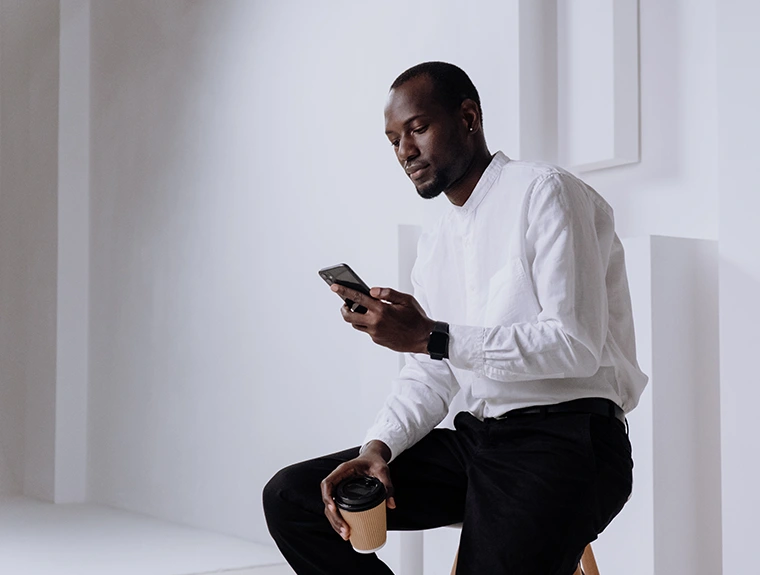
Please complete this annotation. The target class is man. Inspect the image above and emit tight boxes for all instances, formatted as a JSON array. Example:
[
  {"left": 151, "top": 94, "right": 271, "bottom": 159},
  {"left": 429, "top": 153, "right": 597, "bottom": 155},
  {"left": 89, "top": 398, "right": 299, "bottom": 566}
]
[{"left": 263, "top": 61, "right": 648, "bottom": 574}]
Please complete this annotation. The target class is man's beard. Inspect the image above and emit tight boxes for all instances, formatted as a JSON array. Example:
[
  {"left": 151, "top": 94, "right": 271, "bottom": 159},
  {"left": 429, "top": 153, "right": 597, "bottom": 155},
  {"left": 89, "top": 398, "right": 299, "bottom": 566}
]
[{"left": 414, "top": 169, "right": 448, "bottom": 199}]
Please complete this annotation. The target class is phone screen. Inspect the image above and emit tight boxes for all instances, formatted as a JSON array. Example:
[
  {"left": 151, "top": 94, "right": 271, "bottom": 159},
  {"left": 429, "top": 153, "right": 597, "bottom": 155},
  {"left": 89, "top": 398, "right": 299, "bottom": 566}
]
[
  {"left": 318, "top": 264, "right": 371, "bottom": 295},
  {"left": 318, "top": 263, "right": 371, "bottom": 313}
]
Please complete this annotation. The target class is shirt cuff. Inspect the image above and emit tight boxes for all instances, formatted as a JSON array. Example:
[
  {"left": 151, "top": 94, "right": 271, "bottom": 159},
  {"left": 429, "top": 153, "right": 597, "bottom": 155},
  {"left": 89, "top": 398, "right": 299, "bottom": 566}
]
[
  {"left": 447, "top": 324, "right": 486, "bottom": 374},
  {"left": 362, "top": 424, "right": 408, "bottom": 464}
]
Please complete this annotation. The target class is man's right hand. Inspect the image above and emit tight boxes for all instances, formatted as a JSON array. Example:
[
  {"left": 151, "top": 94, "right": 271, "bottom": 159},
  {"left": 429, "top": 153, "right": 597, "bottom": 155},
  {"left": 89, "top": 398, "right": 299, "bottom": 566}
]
[{"left": 320, "top": 440, "right": 396, "bottom": 541}]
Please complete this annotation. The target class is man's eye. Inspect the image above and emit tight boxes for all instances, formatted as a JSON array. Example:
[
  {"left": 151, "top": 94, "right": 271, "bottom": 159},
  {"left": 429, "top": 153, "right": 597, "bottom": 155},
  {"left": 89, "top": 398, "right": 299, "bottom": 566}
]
[
  {"left": 390, "top": 140, "right": 399, "bottom": 148},
  {"left": 412, "top": 126, "right": 428, "bottom": 135}
]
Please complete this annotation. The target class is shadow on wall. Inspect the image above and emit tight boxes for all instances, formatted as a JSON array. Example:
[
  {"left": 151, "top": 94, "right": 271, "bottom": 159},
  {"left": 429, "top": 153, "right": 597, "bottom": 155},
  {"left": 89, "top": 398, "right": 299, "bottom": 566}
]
[{"left": 0, "top": 443, "right": 20, "bottom": 498}]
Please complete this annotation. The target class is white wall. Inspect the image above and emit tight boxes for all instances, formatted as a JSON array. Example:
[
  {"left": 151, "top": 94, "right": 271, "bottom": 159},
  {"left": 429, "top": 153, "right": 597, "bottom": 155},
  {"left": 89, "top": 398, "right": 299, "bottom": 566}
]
[
  {"left": 0, "top": 0, "right": 736, "bottom": 570},
  {"left": 0, "top": 0, "right": 60, "bottom": 501},
  {"left": 716, "top": 2, "right": 760, "bottom": 574},
  {"left": 87, "top": 0, "right": 521, "bottom": 542}
]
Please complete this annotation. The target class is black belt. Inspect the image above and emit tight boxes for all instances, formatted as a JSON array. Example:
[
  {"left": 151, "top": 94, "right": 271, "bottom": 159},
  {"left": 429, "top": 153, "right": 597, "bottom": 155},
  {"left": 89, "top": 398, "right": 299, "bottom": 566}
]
[{"left": 493, "top": 398, "right": 625, "bottom": 424}]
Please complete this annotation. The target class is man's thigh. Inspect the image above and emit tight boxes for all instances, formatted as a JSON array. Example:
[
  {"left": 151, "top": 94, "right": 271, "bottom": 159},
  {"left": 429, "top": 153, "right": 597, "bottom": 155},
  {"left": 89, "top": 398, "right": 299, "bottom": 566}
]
[
  {"left": 268, "top": 425, "right": 475, "bottom": 532},
  {"left": 455, "top": 412, "right": 632, "bottom": 575},
  {"left": 386, "top": 425, "right": 474, "bottom": 531}
]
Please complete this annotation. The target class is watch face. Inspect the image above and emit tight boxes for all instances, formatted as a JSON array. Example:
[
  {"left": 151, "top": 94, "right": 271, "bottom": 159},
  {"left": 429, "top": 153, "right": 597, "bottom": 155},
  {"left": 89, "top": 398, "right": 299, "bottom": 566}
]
[{"left": 428, "top": 330, "right": 449, "bottom": 358}]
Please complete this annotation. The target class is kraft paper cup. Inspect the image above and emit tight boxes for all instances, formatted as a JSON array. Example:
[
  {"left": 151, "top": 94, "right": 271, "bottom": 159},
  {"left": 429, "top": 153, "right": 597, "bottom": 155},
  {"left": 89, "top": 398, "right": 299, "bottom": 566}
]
[{"left": 334, "top": 476, "right": 387, "bottom": 553}]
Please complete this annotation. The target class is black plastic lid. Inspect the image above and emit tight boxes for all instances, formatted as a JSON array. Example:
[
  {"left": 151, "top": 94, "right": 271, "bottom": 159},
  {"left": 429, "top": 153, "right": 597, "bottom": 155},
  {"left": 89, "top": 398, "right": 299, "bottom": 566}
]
[{"left": 334, "top": 476, "right": 387, "bottom": 512}]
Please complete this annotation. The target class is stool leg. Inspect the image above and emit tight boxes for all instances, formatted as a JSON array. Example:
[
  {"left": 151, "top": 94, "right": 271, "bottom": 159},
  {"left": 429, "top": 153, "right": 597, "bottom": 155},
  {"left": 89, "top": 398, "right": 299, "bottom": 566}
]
[
  {"left": 580, "top": 544, "right": 600, "bottom": 575},
  {"left": 450, "top": 549, "right": 458, "bottom": 575}
]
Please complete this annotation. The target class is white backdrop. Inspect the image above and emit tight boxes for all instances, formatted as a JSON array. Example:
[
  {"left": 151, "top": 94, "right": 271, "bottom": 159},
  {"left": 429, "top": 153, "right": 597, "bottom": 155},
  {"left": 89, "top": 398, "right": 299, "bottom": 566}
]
[{"left": 1, "top": 2, "right": 739, "bottom": 572}]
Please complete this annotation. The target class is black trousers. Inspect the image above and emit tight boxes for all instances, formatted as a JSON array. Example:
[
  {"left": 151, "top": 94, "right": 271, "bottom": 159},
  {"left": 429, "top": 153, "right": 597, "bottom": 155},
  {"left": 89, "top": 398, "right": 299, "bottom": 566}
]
[{"left": 263, "top": 409, "right": 633, "bottom": 575}]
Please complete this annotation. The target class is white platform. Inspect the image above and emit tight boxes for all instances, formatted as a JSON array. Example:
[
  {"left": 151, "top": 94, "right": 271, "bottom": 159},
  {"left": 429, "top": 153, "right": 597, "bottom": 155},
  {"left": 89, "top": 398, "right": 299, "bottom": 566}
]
[{"left": 0, "top": 496, "right": 292, "bottom": 575}]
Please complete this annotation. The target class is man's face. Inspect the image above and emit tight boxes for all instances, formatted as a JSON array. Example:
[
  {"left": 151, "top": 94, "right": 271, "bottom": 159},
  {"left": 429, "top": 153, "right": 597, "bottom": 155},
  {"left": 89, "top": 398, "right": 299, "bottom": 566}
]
[{"left": 384, "top": 75, "right": 471, "bottom": 199}]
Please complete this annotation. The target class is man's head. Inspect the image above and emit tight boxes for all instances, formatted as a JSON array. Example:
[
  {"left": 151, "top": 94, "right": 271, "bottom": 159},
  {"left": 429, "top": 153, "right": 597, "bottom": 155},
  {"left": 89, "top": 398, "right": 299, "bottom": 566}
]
[{"left": 384, "top": 62, "right": 485, "bottom": 199}]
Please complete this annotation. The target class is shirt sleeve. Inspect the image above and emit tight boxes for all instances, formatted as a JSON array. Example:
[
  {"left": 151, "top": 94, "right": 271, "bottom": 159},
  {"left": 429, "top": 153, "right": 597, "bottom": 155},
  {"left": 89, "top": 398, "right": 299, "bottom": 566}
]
[
  {"left": 447, "top": 173, "right": 614, "bottom": 382},
  {"left": 362, "top": 259, "right": 460, "bottom": 463}
]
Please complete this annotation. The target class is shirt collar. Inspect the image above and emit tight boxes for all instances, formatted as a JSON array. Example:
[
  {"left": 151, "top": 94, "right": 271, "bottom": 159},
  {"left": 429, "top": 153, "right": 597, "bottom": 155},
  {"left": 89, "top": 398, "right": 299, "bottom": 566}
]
[{"left": 451, "top": 151, "right": 510, "bottom": 215}]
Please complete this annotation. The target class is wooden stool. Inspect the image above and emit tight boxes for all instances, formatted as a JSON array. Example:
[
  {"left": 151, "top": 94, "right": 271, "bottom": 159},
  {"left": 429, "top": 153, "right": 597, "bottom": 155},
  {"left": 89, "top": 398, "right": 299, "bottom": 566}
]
[{"left": 450, "top": 542, "right": 600, "bottom": 575}]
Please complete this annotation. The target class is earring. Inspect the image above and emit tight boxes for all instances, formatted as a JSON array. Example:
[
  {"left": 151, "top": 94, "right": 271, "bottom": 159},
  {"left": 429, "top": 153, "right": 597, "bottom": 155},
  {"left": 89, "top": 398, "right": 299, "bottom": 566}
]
[{"left": 469, "top": 127, "right": 473, "bottom": 132}]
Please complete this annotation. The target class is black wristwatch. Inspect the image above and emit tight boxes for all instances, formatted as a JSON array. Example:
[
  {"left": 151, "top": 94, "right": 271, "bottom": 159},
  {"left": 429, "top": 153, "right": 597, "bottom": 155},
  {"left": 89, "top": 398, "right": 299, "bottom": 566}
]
[{"left": 427, "top": 321, "right": 450, "bottom": 360}]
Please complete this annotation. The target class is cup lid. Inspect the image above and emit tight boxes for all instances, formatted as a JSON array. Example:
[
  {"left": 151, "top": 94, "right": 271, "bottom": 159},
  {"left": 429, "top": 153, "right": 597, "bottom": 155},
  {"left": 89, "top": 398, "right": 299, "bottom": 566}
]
[{"left": 334, "top": 476, "right": 387, "bottom": 512}]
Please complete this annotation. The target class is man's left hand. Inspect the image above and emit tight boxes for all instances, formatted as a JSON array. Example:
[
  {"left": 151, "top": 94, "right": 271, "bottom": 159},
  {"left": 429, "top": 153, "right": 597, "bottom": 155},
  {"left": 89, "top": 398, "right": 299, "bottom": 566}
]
[{"left": 331, "top": 284, "right": 435, "bottom": 354}]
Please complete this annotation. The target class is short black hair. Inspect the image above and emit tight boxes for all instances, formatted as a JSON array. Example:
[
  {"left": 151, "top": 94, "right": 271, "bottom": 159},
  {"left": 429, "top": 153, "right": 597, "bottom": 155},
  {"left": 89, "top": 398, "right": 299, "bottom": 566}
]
[{"left": 390, "top": 61, "right": 483, "bottom": 125}]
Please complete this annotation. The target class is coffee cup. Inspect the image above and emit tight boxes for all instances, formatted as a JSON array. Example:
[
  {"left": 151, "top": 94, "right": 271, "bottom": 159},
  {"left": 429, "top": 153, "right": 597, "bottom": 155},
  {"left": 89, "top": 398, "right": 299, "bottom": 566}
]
[{"left": 334, "top": 475, "right": 388, "bottom": 553}]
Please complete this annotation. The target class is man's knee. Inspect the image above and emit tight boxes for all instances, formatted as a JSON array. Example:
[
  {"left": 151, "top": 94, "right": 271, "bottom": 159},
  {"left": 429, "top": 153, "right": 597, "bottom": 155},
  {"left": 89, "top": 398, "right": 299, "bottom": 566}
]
[
  {"left": 263, "top": 466, "right": 294, "bottom": 521},
  {"left": 263, "top": 449, "right": 359, "bottom": 528},
  {"left": 263, "top": 461, "right": 320, "bottom": 526}
]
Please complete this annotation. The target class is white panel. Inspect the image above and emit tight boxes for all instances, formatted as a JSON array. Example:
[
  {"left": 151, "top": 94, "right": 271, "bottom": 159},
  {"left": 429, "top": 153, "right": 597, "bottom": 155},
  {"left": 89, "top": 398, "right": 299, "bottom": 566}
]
[
  {"left": 717, "top": 3, "right": 760, "bottom": 574},
  {"left": 0, "top": 0, "right": 61, "bottom": 503},
  {"left": 0, "top": 0, "right": 20, "bottom": 501},
  {"left": 650, "top": 237, "right": 721, "bottom": 574},
  {"left": 594, "top": 236, "right": 721, "bottom": 575},
  {"left": 518, "top": 0, "right": 558, "bottom": 163},
  {"left": 611, "top": 0, "right": 640, "bottom": 169},
  {"left": 377, "top": 530, "right": 424, "bottom": 575},
  {"left": 397, "top": 225, "right": 421, "bottom": 295},
  {"left": 55, "top": 0, "right": 90, "bottom": 504},
  {"left": 423, "top": 526, "right": 460, "bottom": 575},
  {"left": 594, "top": 236, "right": 654, "bottom": 575},
  {"left": 392, "top": 225, "right": 443, "bottom": 575},
  {"left": 558, "top": 0, "right": 639, "bottom": 172}
]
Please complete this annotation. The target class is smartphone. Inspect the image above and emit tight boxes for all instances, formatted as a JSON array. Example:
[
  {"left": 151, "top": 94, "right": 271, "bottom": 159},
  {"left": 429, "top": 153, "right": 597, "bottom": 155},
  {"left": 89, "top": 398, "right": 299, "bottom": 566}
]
[{"left": 318, "top": 263, "right": 372, "bottom": 314}]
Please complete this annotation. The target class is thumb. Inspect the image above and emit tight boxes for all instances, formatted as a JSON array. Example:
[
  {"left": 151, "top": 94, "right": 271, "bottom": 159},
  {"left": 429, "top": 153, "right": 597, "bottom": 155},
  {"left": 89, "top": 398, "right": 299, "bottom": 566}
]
[
  {"left": 373, "top": 468, "right": 395, "bottom": 509},
  {"left": 370, "top": 287, "right": 408, "bottom": 304}
]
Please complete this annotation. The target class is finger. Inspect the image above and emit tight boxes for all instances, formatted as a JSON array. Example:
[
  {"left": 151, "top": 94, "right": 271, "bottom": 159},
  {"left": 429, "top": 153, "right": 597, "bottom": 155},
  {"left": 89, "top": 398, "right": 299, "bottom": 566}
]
[
  {"left": 372, "top": 468, "right": 396, "bottom": 509},
  {"left": 321, "top": 478, "right": 350, "bottom": 539},
  {"left": 340, "top": 305, "right": 356, "bottom": 322},
  {"left": 370, "top": 287, "right": 408, "bottom": 304},
  {"left": 320, "top": 463, "right": 363, "bottom": 516},
  {"left": 331, "top": 284, "right": 379, "bottom": 312},
  {"left": 324, "top": 507, "right": 350, "bottom": 540},
  {"left": 340, "top": 307, "right": 368, "bottom": 330}
]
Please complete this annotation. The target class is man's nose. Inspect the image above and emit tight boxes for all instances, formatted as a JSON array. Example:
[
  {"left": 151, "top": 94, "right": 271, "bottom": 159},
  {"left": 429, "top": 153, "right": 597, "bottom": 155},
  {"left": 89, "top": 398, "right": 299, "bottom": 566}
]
[{"left": 397, "top": 135, "right": 419, "bottom": 165}]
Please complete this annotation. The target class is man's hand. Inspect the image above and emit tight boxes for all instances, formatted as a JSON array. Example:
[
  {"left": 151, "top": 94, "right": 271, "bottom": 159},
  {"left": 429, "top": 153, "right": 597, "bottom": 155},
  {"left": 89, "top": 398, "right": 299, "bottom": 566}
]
[
  {"left": 330, "top": 284, "right": 435, "bottom": 354},
  {"left": 320, "top": 441, "right": 396, "bottom": 541}
]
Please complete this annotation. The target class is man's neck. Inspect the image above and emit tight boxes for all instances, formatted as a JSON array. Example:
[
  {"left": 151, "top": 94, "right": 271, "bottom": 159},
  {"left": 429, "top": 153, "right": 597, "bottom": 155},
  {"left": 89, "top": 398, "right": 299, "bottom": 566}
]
[{"left": 444, "top": 148, "right": 494, "bottom": 207}]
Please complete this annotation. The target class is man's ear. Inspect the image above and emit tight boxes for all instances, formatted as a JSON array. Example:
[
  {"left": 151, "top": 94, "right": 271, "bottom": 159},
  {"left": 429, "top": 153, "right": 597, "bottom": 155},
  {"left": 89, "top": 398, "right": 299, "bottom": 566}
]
[{"left": 460, "top": 99, "right": 481, "bottom": 133}]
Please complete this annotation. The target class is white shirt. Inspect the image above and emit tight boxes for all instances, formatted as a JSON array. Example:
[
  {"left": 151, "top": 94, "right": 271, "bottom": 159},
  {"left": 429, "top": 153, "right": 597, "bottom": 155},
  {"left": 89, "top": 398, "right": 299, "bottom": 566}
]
[{"left": 363, "top": 152, "right": 649, "bottom": 462}]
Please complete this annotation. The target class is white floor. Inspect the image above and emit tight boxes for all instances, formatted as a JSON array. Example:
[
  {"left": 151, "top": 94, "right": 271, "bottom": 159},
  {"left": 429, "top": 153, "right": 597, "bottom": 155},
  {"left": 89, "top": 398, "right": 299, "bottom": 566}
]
[{"left": 0, "top": 496, "right": 294, "bottom": 575}]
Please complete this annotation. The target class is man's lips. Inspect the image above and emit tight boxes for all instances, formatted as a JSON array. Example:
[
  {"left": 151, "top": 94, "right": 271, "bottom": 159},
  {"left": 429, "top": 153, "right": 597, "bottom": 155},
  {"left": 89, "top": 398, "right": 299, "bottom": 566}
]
[{"left": 406, "top": 164, "right": 429, "bottom": 178}]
